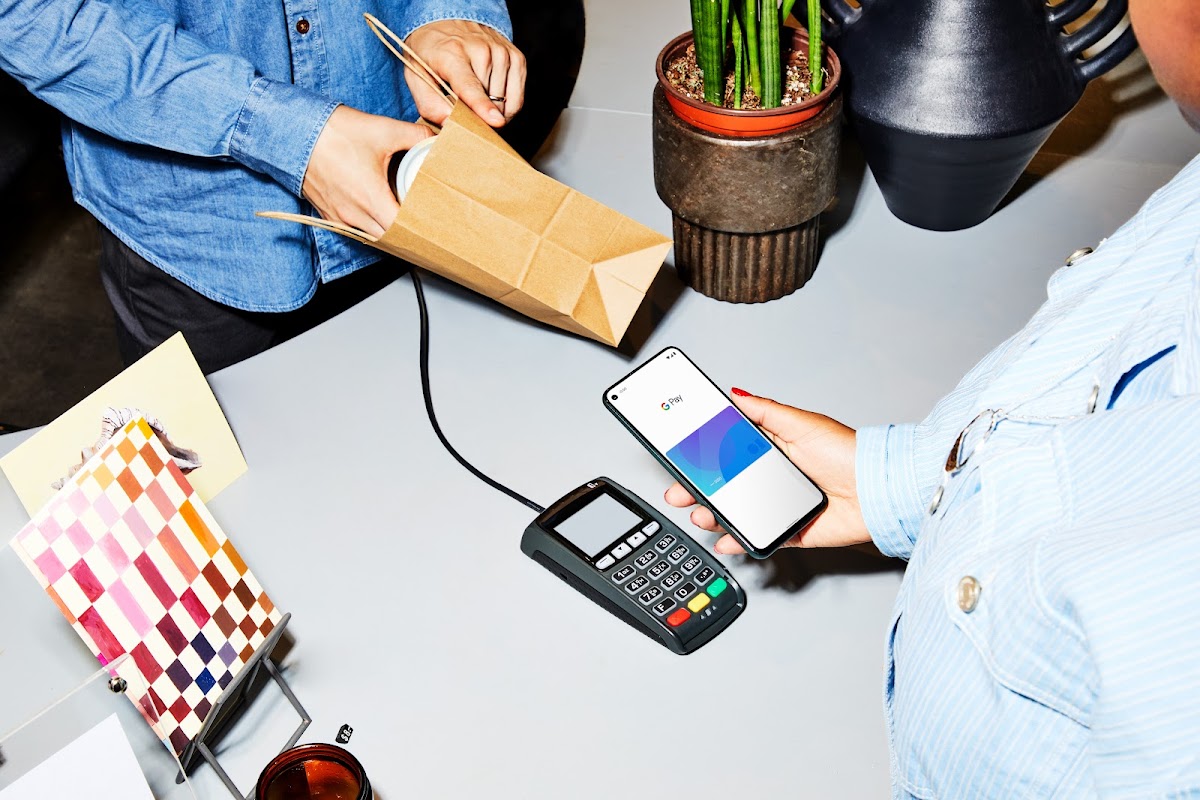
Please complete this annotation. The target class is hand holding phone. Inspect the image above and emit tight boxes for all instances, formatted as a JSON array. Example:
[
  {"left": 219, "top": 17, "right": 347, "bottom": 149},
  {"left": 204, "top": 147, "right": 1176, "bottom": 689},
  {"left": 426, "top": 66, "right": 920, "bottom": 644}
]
[
  {"left": 604, "top": 347, "right": 834, "bottom": 558},
  {"left": 664, "top": 391, "right": 871, "bottom": 554}
]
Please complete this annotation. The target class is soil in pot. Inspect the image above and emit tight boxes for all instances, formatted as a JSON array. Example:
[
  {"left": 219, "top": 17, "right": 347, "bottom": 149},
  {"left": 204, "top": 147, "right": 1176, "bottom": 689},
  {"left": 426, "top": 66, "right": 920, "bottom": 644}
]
[{"left": 665, "top": 43, "right": 825, "bottom": 110}]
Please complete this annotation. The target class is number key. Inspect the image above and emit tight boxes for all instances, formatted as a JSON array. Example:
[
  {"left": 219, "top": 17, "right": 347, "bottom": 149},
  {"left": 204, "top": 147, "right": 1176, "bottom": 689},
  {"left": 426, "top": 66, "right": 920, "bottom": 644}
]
[
  {"left": 625, "top": 575, "right": 649, "bottom": 594},
  {"left": 635, "top": 550, "right": 657, "bottom": 569},
  {"left": 639, "top": 586, "right": 663, "bottom": 605},
  {"left": 611, "top": 565, "right": 635, "bottom": 584},
  {"left": 654, "top": 534, "right": 677, "bottom": 552},
  {"left": 674, "top": 582, "right": 696, "bottom": 601},
  {"left": 681, "top": 555, "right": 702, "bottom": 574},
  {"left": 668, "top": 544, "right": 689, "bottom": 563},
  {"left": 661, "top": 571, "right": 684, "bottom": 589},
  {"left": 648, "top": 560, "right": 670, "bottom": 579}
]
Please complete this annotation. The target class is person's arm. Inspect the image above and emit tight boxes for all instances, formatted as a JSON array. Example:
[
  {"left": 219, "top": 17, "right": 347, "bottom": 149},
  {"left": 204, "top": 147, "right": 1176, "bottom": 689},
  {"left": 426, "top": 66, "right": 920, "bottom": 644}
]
[
  {"left": 664, "top": 324, "right": 1037, "bottom": 558},
  {"left": 0, "top": 0, "right": 336, "bottom": 198},
  {"left": 856, "top": 325, "right": 1043, "bottom": 560}
]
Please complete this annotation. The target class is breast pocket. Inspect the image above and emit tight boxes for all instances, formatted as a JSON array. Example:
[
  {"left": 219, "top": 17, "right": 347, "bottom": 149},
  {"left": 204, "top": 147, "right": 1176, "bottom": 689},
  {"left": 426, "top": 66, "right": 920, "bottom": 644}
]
[{"left": 945, "top": 442, "right": 1096, "bottom": 796}]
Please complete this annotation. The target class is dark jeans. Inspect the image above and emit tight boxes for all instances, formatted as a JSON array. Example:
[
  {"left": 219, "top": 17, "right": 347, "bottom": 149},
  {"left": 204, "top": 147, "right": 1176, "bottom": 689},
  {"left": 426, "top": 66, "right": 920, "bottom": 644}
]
[{"left": 97, "top": 224, "right": 402, "bottom": 374}]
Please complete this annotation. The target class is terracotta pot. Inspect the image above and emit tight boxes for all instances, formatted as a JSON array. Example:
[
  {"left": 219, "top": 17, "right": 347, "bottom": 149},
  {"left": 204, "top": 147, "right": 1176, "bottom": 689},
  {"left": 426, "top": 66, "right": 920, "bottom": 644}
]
[
  {"left": 652, "top": 86, "right": 842, "bottom": 303},
  {"left": 655, "top": 29, "right": 842, "bottom": 138}
]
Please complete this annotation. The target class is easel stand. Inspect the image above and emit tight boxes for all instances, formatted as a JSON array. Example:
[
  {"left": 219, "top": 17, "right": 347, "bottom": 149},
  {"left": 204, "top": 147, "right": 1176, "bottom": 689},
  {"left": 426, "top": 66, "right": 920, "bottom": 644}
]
[{"left": 176, "top": 613, "right": 311, "bottom": 799}]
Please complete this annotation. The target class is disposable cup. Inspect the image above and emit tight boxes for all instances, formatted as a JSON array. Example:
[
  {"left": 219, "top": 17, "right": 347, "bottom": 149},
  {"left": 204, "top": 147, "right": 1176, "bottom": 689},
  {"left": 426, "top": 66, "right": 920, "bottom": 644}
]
[{"left": 394, "top": 135, "right": 437, "bottom": 201}]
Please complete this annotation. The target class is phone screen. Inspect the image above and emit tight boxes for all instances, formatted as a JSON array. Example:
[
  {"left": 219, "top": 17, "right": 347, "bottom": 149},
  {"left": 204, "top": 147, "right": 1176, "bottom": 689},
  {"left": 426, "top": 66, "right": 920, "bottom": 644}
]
[{"left": 606, "top": 348, "right": 825, "bottom": 553}]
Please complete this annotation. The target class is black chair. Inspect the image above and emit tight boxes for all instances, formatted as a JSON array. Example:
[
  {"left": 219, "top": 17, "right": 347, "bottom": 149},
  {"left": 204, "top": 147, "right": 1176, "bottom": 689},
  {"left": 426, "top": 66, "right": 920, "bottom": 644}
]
[
  {"left": 501, "top": 0, "right": 586, "bottom": 160},
  {"left": 0, "top": 72, "right": 58, "bottom": 196}
]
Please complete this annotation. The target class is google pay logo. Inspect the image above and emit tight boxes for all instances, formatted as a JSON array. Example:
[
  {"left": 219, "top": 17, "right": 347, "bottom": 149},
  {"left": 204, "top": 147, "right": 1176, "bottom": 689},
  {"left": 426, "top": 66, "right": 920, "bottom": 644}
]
[{"left": 662, "top": 395, "right": 682, "bottom": 410}]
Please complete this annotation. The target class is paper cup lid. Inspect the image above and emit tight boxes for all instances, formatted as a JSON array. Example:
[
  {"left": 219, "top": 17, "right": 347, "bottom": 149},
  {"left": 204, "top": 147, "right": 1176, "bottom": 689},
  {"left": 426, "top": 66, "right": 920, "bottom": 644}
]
[{"left": 395, "top": 135, "right": 437, "bottom": 201}]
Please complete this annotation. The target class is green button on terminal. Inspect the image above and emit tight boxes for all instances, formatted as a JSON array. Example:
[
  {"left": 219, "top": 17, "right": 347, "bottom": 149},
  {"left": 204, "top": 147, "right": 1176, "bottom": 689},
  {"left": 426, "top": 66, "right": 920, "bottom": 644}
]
[{"left": 707, "top": 577, "right": 728, "bottom": 598}]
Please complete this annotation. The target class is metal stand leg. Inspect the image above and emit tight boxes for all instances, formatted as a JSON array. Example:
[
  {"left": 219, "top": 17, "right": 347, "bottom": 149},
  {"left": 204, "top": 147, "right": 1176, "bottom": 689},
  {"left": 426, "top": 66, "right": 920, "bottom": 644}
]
[{"left": 175, "top": 613, "right": 311, "bottom": 799}]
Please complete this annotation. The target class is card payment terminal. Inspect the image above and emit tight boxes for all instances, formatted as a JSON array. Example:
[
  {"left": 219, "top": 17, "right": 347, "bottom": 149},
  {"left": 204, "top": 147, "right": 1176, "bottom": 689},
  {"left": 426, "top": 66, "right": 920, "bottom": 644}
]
[{"left": 521, "top": 478, "right": 746, "bottom": 654}]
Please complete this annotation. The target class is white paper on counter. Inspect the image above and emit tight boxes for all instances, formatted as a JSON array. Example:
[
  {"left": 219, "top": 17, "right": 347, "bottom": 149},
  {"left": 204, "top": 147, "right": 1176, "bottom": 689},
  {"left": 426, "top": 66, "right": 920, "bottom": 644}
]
[{"left": 0, "top": 713, "right": 154, "bottom": 800}]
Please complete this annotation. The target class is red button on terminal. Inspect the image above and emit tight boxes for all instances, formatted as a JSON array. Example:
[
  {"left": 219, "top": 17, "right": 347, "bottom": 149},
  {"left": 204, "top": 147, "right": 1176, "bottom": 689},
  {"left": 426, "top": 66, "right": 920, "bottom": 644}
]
[{"left": 666, "top": 608, "right": 691, "bottom": 627}]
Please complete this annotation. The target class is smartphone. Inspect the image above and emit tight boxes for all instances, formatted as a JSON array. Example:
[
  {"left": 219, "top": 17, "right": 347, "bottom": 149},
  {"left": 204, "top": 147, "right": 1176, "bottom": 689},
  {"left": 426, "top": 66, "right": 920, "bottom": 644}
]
[{"left": 603, "top": 347, "right": 827, "bottom": 559}]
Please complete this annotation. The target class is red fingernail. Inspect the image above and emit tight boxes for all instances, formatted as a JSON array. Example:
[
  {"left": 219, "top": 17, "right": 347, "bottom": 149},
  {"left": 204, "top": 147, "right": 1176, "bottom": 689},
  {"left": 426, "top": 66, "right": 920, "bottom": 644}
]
[{"left": 731, "top": 387, "right": 750, "bottom": 397}]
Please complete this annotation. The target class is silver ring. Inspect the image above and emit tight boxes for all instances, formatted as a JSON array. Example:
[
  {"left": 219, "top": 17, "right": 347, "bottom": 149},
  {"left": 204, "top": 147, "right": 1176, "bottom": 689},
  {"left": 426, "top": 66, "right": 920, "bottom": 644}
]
[{"left": 487, "top": 94, "right": 506, "bottom": 102}]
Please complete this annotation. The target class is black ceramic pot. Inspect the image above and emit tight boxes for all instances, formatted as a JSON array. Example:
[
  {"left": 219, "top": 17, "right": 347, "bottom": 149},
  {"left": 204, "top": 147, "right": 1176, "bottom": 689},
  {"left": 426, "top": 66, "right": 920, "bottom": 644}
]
[
  {"left": 820, "top": 0, "right": 1137, "bottom": 230},
  {"left": 652, "top": 87, "right": 842, "bottom": 303}
]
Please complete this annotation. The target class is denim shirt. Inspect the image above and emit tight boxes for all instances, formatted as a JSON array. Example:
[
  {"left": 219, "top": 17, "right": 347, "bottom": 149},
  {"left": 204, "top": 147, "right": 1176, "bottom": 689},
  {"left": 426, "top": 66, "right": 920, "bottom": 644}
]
[
  {"left": 0, "top": 0, "right": 511, "bottom": 311},
  {"left": 856, "top": 152, "right": 1200, "bottom": 798}
]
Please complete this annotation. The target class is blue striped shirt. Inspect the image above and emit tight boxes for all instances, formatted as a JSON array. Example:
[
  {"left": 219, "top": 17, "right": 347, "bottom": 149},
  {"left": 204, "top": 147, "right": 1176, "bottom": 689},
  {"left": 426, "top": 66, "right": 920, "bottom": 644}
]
[{"left": 856, "top": 152, "right": 1200, "bottom": 798}]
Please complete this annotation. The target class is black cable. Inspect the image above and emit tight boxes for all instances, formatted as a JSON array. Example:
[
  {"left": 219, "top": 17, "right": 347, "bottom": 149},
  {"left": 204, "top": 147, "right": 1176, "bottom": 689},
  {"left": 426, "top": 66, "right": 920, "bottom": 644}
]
[{"left": 411, "top": 270, "right": 547, "bottom": 514}]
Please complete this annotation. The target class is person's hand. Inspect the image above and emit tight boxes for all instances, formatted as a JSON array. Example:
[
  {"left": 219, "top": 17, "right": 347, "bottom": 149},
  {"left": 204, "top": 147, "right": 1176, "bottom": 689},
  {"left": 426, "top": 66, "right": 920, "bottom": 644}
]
[
  {"left": 404, "top": 19, "right": 526, "bottom": 127},
  {"left": 302, "top": 105, "right": 432, "bottom": 238},
  {"left": 664, "top": 390, "right": 870, "bottom": 554}
]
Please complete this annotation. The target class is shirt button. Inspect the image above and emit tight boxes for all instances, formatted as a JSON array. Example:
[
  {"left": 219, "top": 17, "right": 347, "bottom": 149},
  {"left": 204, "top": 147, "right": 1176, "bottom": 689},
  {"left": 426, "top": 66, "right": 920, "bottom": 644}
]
[
  {"left": 295, "top": 18, "right": 310, "bottom": 34},
  {"left": 957, "top": 575, "right": 982, "bottom": 613}
]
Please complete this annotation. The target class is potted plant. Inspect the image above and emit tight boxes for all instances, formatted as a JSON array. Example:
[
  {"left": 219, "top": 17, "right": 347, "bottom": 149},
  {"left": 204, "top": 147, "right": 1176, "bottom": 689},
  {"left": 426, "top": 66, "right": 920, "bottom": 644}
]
[{"left": 652, "top": 0, "right": 842, "bottom": 303}]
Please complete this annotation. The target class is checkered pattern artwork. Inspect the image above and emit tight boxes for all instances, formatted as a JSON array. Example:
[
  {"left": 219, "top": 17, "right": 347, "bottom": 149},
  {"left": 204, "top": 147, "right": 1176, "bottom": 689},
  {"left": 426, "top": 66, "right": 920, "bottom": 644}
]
[{"left": 10, "top": 418, "right": 281, "bottom": 756}]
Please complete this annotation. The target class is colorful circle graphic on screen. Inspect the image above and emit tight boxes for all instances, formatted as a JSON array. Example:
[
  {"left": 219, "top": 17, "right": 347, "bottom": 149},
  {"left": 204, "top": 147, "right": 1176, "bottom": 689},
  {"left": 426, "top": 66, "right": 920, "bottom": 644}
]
[
  {"left": 661, "top": 402, "right": 671, "bottom": 410},
  {"left": 667, "top": 407, "right": 771, "bottom": 494}
]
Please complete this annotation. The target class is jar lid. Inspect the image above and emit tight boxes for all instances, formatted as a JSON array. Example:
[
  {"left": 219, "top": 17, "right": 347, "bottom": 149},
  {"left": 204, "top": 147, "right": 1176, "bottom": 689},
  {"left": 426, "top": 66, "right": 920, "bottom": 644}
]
[{"left": 395, "top": 135, "right": 438, "bottom": 201}]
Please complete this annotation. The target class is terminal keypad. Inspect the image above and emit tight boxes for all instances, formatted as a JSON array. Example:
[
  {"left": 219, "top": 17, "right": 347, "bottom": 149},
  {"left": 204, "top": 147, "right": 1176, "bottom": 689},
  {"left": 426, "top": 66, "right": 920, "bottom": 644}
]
[{"left": 596, "top": 517, "right": 735, "bottom": 632}]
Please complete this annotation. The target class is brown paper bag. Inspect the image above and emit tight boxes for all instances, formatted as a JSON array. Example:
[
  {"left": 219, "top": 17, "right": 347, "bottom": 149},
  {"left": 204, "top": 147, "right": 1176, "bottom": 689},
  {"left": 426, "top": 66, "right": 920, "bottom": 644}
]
[{"left": 260, "top": 14, "right": 671, "bottom": 347}]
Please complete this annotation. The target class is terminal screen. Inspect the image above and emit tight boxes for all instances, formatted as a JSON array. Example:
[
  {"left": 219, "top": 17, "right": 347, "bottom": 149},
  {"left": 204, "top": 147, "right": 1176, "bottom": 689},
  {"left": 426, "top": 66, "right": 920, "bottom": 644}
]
[{"left": 555, "top": 493, "right": 641, "bottom": 558}]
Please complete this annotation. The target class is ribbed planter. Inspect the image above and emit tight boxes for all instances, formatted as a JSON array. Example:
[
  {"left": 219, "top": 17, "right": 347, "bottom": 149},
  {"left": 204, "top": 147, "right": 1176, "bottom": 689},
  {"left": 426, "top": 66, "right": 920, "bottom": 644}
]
[{"left": 652, "top": 85, "right": 842, "bottom": 303}]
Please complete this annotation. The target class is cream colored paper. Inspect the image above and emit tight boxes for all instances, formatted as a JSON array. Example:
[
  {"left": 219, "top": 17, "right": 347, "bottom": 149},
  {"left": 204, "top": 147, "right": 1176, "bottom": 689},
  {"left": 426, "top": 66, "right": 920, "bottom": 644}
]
[{"left": 0, "top": 333, "right": 246, "bottom": 517}]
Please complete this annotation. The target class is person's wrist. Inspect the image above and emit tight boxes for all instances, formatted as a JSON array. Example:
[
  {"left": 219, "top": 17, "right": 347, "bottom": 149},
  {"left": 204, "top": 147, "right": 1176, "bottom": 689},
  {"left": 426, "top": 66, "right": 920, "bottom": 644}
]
[{"left": 230, "top": 78, "right": 339, "bottom": 197}]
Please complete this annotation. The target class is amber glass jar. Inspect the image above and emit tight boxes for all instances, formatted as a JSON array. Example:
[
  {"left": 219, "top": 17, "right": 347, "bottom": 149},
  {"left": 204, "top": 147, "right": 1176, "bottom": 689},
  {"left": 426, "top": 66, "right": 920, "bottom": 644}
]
[{"left": 255, "top": 743, "right": 372, "bottom": 800}]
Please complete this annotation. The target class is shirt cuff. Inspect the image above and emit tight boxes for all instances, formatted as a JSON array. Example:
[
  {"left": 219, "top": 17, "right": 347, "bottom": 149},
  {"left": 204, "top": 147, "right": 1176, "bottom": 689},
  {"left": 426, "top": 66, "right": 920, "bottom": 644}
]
[
  {"left": 856, "top": 423, "right": 925, "bottom": 561},
  {"left": 228, "top": 76, "right": 340, "bottom": 198},
  {"left": 399, "top": 5, "right": 514, "bottom": 42}
]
